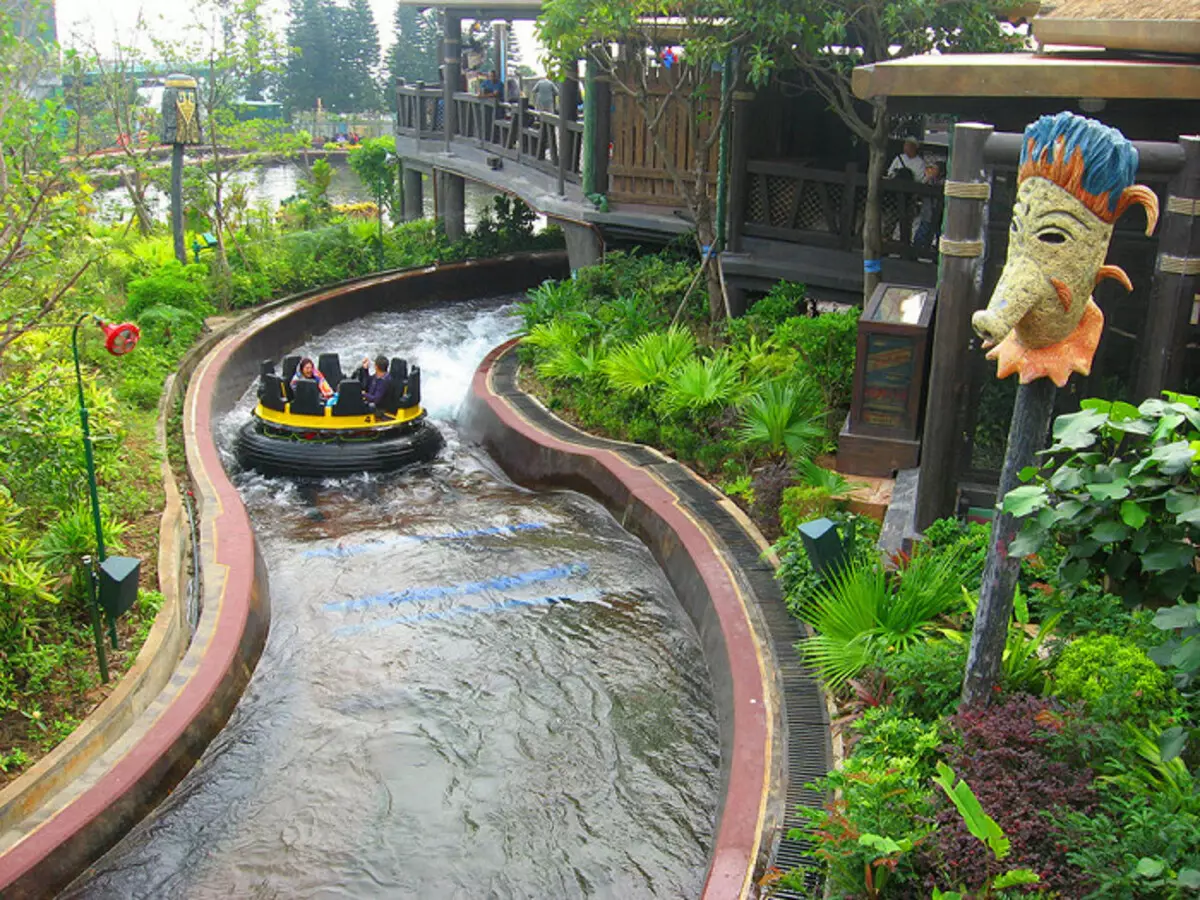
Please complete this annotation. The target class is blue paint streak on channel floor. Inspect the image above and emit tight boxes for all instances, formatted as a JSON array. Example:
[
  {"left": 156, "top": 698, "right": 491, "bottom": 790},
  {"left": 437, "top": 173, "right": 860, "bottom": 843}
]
[
  {"left": 303, "top": 522, "right": 549, "bottom": 560},
  {"left": 323, "top": 563, "right": 590, "bottom": 614},
  {"left": 332, "top": 590, "right": 602, "bottom": 636}
]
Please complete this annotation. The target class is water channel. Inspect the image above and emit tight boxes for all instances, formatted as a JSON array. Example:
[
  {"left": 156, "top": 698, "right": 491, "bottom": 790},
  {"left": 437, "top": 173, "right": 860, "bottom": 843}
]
[{"left": 64, "top": 298, "right": 721, "bottom": 899}]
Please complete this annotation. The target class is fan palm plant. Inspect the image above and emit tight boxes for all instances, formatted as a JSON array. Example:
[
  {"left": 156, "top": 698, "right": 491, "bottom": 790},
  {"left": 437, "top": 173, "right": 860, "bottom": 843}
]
[
  {"left": 738, "top": 377, "right": 826, "bottom": 459},
  {"left": 600, "top": 326, "right": 696, "bottom": 396},
  {"left": 659, "top": 350, "right": 743, "bottom": 415},
  {"left": 523, "top": 319, "right": 586, "bottom": 354},
  {"left": 536, "top": 343, "right": 603, "bottom": 382},
  {"left": 797, "top": 548, "right": 969, "bottom": 691}
]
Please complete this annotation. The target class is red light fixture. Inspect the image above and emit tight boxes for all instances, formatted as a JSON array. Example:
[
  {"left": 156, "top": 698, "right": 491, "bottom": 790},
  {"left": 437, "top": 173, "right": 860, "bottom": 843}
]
[{"left": 100, "top": 321, "right": 140, "bottom": 356}]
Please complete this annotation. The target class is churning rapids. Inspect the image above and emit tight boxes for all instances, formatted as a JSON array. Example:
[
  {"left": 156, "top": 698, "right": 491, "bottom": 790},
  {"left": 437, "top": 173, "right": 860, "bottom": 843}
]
[{"left": 63, "top": 297, "right": 721, "bottom": 899}]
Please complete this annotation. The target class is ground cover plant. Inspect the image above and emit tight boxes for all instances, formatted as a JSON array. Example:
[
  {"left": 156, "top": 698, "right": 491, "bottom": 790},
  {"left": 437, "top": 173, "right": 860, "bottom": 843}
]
[
  {"left": 765, "top": 389, "right": 1200, "bottom": 898},
  {"left": 518, "top": 259, "right": 860, "bottom": 538}
]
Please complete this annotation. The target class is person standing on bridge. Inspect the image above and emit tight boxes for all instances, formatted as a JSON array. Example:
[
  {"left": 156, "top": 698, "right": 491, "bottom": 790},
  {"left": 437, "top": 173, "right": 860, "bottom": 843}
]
[{"left": 532, "top": 76, "right": 558, "bottom": 113}]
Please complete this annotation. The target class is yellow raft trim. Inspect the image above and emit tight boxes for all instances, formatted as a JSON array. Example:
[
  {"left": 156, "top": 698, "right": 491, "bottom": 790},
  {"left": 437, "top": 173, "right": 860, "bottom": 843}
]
[{"left": 254, "top": 402, "right": 425, "bottom": 431}]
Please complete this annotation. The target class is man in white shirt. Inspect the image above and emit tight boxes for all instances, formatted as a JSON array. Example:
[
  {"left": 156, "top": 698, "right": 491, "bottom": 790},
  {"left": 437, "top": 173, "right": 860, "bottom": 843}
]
[{"left": 887, "top": 137, "right": 927, "bottom": 182}]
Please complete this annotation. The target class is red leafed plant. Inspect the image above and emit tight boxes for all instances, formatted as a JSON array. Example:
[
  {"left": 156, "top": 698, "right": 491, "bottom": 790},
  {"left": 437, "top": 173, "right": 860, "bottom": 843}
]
[{"left": 917, "top": 695, "right": 1096, "bottom": 894}]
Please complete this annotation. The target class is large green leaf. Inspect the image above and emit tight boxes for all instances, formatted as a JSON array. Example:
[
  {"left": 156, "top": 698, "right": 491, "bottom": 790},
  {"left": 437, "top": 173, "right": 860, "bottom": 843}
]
[
  {"left": 1090, "top": 519, "right": 1130, "bottom": 544},
  {"left": 1150, "top": 440, "right": 1197, "bottom": 476},
  {"left": 1002, "top": 485, "right": 1049, "bottom": 518},
  {"left": 1120, "top": 500, "right": 1150, "bottom": 529},
  {"left": 933, "top": 762, "right": 1010, "bottom": 861},
  {"left": 1153, "top": 604, "right": 1200, "bottom": 630},
  {"left": 1086, "top": 480, "right": 1131, "bottom": 501},
  {"left": 1049, "top": 408, "right": 1107, "bottom": 450},
  {"left": 1009, "top": 523, "right": 1046, "bottom": 558},
  {"left": 993, "top": 870, "right": 1041, "bottom": 889},
  {"left": 1141, "top": 542, "right": 1197, "bottom": 573}
]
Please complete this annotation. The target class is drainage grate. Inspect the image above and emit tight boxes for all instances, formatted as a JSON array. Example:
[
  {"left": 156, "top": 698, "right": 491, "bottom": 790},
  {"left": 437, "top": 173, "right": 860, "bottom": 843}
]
[{"left": 491, "top": 347, "right": 832, "bottom": 894}]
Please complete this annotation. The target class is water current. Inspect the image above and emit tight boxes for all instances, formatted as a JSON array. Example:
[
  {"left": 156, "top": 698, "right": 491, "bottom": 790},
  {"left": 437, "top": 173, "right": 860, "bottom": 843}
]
[{"left": 63, "top": 297, "right": 721, "bottom": 899}]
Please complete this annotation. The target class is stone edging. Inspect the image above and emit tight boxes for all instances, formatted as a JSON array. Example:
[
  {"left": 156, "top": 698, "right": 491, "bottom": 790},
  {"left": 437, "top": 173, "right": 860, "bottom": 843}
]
[{"left": 462, "top": 340, "right": 834, "bottom": 898}]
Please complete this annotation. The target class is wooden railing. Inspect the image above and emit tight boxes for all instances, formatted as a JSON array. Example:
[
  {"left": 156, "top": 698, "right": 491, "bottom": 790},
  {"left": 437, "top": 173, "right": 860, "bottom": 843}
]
[
  {"left": 740, "top": 160, "right": 943, "bottom": 261},
  {"left": 396, "top": 83, "right": 583, "bottom": 184}
]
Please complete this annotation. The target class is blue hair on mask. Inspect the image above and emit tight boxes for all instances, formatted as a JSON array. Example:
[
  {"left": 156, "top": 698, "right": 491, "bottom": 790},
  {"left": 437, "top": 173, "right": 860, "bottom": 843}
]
[{"left": 1020, "top": 111, "right": 1139, "bottom": 213}]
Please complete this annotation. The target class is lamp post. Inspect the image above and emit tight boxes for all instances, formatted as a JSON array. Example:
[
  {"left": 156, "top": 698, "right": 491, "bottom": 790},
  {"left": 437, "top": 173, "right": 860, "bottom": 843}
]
[{"left": 71, "top": 313, "right": 141, "bottom": 683}]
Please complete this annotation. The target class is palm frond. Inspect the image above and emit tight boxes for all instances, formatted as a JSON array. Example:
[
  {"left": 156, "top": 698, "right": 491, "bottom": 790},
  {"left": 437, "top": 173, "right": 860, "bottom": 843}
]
[{"left": 659, "top": 350, "right": 743, "bottom": 414}]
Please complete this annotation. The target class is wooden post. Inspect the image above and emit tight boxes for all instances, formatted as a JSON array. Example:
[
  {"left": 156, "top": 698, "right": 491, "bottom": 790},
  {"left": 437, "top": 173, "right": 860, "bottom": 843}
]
[
  {"left": 962, "top": 377, "right": 1057, "bottom": 706},
  {"left": 725, "top": 89, "right": 753, "bottom": 254},
  {"left": 402, "top": 167, "right": 423, "bottom": 222},
  {"left": 442, "top": 11, "right": 461, "bottom": 153},
  {"left": 583, "top": 56, "right": 611, "bottom": 198},
  {"left": 1136, "top": 135, "right": 1200, "bottom": 400},
  {"left": 916, "top": 122, "right": 994, "bottom": 531},
  {"left": 515, "top": 98, "right": 527, "bottom": 163},
  {"left": 413, "top": 81, "right": 424, "bottom": 143},
  {"left": 557, "top": 63, "right": 580, "bottom": 196}
]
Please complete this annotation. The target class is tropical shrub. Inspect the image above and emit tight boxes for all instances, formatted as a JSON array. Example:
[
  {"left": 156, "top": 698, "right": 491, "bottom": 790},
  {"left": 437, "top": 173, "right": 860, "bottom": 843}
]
[
  {"left": 792, "top": 719, "right": 938, "bottom": 896},
  {"left": 659, "top": 351, "right": 742, "bottom": 415},
  {"left": 1004, "top": 394, "right": 1200, "bottom": 608},
  {"left": 796, "top": 547, "right": 969, "bottom": 690},
  {"left": 738, "top": 377, "right": 825, "bottom": 460},
  {"left": 124, "top": 261, "right": 215, "bottom": 319},
  {"left": 883, "top": 639, "right": 967, "bottom": 722},
  {"left": 771, "top": 308, "right": 861, "bottom": 411},
  {"left": 1063, "top": 779, "right": 1200, "bottom": 900},
  {"left": 599, "top": 327, "right": 695, "bottom": 396},
  {"left": 1052, "top": 634, "right": 1170, "bottom": 716}
]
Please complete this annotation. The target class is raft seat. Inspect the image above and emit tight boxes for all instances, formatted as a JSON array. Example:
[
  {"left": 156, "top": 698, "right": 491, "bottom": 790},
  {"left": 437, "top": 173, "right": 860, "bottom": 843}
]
[
  {"left": 333, "top": 380, "right": 369, "bottom": 416},
  {"left": 291, "top": 379, "right": 324, "bottom": 416},
  {"left": 318, "top": 353, "right": 343, "bottom": 386},
  {"left": 398, "top": 366, "right": 421, "bottom": 409},
  {"left": 259, "top": 374, "right": 287, "bottom": 412},
  {"left": 391, "top": 358, "right": 408, "bottom": 382},
  {"left": 280, "top": 355, "right": 301, "bottom": 400}
]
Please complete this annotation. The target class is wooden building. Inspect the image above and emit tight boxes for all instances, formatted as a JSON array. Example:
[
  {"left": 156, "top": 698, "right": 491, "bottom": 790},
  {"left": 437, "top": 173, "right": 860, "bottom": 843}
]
[
  {"left": 391, "top": 1, "right": 944, "bottom": 306},
  {"left": 852, "top": 0, "right": 1200, "bottom": 536}
]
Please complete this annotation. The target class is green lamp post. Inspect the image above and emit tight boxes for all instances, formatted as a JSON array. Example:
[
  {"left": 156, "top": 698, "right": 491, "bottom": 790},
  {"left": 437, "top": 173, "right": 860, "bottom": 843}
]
[{"left": 71, "top": 313, "right": 142, "bottom": 683}]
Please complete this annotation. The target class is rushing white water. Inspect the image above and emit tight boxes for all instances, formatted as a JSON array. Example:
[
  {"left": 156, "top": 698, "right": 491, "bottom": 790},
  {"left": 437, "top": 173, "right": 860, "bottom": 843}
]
[{"left": 65, "top": 296, "right": 721, "bottom": 899}]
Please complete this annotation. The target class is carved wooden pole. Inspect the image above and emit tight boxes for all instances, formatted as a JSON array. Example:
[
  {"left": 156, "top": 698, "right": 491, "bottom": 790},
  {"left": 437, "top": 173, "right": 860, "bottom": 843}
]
[
  {"left": 160, "top": 74, "right": 202, "bottom": 265},
  {"left": 962, "top": 112, "right": 1160, "bottom": 706},
  {"left": 916, "top": 122, "right": 992, "bottom": 530}
]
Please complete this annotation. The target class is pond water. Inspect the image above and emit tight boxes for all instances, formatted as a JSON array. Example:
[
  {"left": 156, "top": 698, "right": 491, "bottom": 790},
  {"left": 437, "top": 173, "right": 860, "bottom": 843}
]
[
  {"left": 93, "top": 160, "right": 506, "bottom": 230},
  {"left": 63, "top": 298, "right": 721, "bottom": 899}
]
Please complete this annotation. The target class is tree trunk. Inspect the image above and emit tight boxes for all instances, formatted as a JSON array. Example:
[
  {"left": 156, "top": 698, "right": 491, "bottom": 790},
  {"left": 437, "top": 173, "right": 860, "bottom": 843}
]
[
  {"left": 694, "top": 190, "right": 723, "bottom": 322},
  {"left": 862, "top": 102, "right": 889, "bottom": 305}
]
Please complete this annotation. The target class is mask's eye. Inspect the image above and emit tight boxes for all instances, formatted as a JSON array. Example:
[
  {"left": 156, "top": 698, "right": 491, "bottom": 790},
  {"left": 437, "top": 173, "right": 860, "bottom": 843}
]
[{"left": 1037, "top": 230, "right": 1069, "bottom": 244}]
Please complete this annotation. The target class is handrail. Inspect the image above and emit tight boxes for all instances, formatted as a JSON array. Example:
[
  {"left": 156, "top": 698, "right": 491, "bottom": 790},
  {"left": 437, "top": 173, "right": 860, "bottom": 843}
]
[{"left": 395, "top": 82, "right": 583, "bottom": 183}]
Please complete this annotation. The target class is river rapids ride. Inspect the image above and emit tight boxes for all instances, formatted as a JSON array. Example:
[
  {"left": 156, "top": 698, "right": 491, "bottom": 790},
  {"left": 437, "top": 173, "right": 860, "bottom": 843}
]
[{"left": 234, "top": 352, "right": 444, "bottom": 477}]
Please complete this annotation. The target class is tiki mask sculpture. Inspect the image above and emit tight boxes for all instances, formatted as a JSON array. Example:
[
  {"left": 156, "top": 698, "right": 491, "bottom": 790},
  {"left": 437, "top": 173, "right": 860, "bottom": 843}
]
[
  {"left": 972, "top": 112, "right": 1159, "bottom": 386},
  {"left": 161, "top": 73, "right": 201, "bottom": 146}
]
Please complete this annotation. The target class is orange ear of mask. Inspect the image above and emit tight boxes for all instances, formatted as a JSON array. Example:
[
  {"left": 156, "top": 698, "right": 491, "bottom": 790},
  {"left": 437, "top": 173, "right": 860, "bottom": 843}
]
[
  {"left": 1095, "top": 264, "right": 1133, "bottom": 292},
  {"left": 1113, "top": 184, "right": 1160, "bottom": 235}
]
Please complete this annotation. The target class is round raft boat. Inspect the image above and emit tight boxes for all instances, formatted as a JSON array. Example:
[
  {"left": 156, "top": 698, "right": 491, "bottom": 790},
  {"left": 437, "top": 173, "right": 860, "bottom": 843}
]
[{"left": 235, "top": 352, "right": 443, "bottom": 477}]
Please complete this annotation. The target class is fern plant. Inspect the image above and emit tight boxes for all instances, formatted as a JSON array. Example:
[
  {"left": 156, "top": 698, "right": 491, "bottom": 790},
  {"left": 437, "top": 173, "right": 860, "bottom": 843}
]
[
  {"left": 738, "top": 377, "right": 826, "bottom": 459},
  {"left": 797, "top": 548, "right": 969, "bottom": 690},
  {"left": 659, "top": 350, "right": 743, "bottom": 415}
]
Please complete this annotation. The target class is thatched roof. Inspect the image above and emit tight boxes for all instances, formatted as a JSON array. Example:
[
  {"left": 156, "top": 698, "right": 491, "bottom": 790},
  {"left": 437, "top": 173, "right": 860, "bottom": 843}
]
[
  {"left": 1038, "top": 0, "right": 1200, "bottom": 20},
  {"left": 1032, "top": 0, "right": 1200, "bottom": 53}
]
